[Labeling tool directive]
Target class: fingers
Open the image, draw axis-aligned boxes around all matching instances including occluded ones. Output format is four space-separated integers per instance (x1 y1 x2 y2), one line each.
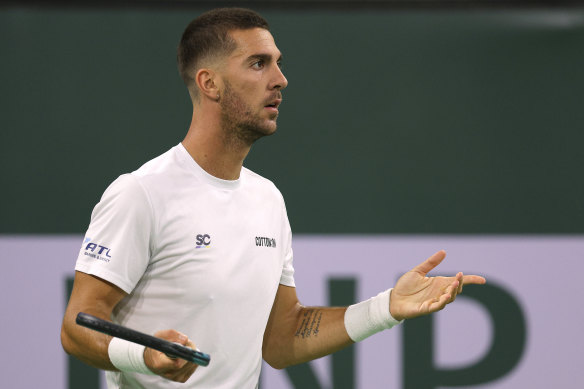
450 276 460 300
442 277 459 305
184 338 197 349
155 329 189 344
457 273 464 295
462 274 487 285
156 329 190 368
411 249 487 287
420 277 458 313
144 329 199 383
425 289 452 312
411 250 447 276
435 272 482 309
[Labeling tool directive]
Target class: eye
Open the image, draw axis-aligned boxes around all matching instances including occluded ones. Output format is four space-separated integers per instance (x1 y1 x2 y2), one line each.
252 59 264 69
277 60 283 69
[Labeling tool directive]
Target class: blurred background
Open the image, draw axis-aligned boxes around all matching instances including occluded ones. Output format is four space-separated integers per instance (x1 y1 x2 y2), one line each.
1 0 583 388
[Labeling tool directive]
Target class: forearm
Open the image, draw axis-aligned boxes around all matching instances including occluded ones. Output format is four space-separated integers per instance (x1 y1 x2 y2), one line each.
61 271 127 371
62 272 196 381
263 286 405 369
263 304 353 369
61 302 117 370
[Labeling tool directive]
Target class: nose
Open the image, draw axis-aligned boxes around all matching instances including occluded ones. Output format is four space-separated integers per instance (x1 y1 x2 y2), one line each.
271 64 288 90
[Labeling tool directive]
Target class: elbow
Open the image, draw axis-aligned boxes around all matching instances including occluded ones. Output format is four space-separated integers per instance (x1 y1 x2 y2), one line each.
262 344 286 370
61 327 72 355
60 321 77 356
263 355 289 370
267 362 287 370
262 344 295 370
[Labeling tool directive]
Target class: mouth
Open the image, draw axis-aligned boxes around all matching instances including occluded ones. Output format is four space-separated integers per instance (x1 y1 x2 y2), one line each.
264 98 282 110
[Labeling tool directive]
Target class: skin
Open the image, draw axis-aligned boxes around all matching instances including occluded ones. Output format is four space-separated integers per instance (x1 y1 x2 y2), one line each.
60 27 288 382
61 272 199 382
262 250 485 369
182 27 287 181
60 27 486 383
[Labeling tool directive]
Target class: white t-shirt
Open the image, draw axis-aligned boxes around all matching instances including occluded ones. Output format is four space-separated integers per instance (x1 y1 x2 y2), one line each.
75 143 295 388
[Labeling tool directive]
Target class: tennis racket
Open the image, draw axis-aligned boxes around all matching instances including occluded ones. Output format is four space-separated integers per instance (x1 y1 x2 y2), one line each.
76 312 210 367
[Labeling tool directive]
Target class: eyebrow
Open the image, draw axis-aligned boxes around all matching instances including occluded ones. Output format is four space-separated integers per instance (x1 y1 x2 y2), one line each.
246 53 283 63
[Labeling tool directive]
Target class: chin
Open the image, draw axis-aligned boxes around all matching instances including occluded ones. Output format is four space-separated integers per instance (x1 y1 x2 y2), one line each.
258 120 278 136
236 120 277 145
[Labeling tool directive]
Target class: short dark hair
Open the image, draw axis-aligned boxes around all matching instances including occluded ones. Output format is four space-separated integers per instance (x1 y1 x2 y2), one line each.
177 8 270 89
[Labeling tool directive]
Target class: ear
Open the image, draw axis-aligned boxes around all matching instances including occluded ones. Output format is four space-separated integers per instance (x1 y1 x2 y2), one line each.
195 68 221 101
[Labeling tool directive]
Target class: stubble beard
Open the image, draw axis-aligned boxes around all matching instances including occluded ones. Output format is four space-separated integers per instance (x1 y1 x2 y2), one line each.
219 81 278 148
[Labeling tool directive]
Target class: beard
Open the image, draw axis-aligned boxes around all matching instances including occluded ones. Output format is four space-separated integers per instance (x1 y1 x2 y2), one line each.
219 81 279 147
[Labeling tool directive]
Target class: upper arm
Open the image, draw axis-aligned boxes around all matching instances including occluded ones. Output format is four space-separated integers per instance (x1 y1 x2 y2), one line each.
65 270 127 319
76 174 153 294
61 175 151 367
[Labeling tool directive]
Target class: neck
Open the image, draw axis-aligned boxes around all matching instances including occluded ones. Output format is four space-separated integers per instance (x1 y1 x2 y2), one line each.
182 105 252 181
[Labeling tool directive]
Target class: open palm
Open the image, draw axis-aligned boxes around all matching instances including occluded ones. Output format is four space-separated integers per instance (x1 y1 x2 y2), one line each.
389 250 486 321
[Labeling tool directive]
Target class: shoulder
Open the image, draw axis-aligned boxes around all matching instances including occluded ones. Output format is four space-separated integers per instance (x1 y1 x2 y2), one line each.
98 146 182 209
102 174 146 202
132 146 181 180
98 174 151 213
127 145 187 192
242 167 284 201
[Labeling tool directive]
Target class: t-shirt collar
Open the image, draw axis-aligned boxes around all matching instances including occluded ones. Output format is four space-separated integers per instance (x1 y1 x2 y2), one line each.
176 143 242 190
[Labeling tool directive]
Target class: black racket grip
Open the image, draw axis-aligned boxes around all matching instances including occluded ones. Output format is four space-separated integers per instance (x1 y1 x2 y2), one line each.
76 312 210 367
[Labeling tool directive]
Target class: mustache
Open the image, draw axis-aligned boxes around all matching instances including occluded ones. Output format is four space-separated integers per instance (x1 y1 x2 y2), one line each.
267 92 283 101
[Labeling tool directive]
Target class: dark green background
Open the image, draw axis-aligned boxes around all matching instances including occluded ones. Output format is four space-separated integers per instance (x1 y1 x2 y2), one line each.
2 8 583 233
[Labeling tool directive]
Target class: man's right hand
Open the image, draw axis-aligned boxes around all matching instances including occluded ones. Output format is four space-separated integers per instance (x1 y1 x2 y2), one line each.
144 329 199 383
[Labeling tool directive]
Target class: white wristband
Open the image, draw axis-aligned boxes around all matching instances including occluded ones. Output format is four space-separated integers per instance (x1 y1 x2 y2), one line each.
108 337 156 375
344 288 404 342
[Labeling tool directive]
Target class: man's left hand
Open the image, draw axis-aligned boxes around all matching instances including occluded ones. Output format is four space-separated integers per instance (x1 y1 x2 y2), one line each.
389 250 486 321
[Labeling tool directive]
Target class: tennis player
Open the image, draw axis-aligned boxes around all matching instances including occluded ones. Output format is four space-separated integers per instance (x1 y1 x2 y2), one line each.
61 8 486 388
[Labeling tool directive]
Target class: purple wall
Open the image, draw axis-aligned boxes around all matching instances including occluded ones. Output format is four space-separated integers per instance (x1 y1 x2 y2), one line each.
1 235 582 388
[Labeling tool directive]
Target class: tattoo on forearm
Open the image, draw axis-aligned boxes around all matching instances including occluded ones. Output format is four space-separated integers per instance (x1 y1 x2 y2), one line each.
294 309 323 339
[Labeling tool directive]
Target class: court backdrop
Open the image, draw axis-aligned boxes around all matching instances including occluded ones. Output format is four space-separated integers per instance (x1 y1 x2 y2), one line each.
1 234 581 388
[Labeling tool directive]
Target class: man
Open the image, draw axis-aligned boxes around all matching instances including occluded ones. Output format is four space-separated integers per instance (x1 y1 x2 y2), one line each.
61 8 486 388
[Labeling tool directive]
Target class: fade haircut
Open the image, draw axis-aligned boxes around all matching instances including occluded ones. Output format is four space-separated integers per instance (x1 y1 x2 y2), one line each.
177 8 270 94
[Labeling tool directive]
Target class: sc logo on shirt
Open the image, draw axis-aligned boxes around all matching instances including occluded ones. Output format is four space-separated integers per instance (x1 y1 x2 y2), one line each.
196 234 211 248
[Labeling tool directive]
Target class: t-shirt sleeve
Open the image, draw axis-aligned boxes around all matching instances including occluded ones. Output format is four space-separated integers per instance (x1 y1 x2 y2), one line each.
279 200 295 287
75 174 153 294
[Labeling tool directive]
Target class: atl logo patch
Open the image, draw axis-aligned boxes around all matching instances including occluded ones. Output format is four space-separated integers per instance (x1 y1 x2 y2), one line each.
196 234 211 249
82 237 112 262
